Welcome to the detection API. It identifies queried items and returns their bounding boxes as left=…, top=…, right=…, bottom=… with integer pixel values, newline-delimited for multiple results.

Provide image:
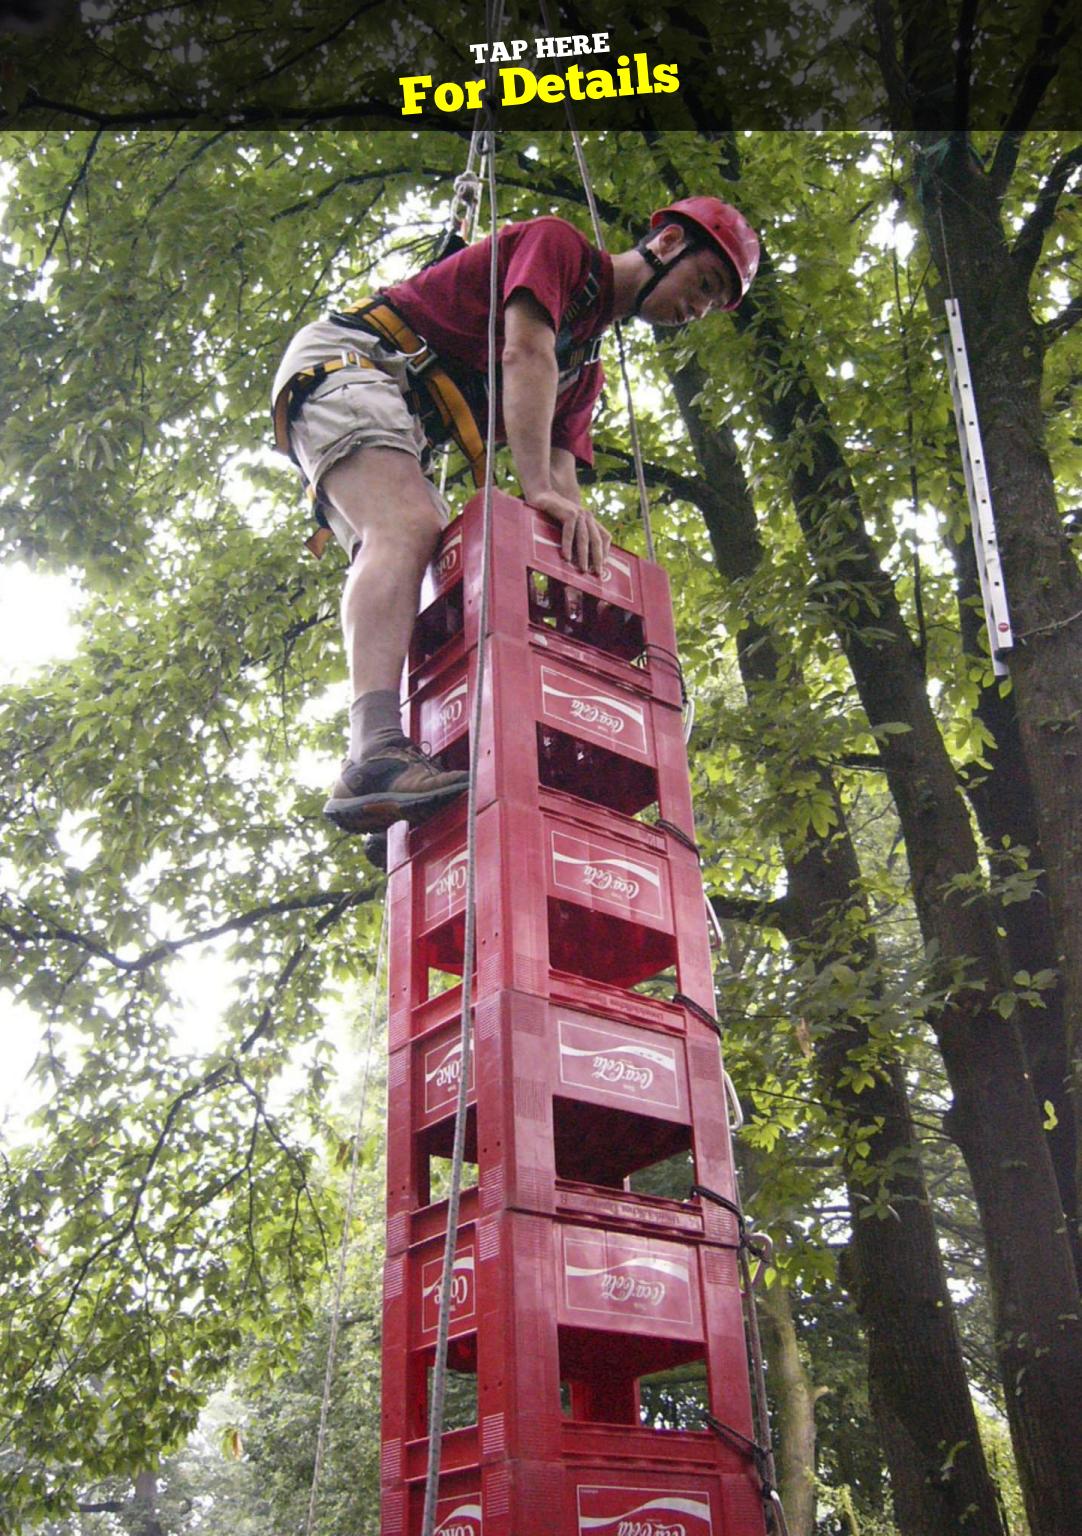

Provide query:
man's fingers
left=576, top=514, right=592, bottom=573
left=589, top=518, right=607, bottom=577
left=560, top=511, right=576, bottom=566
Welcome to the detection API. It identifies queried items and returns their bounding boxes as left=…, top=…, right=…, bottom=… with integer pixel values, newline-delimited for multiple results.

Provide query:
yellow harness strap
left=273, top=303, right=488, bottom=559
left=338, top=300, right=488, bottom=489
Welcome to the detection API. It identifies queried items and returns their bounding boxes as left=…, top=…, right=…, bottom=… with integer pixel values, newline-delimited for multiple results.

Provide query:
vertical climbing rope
left=536, top=0, right=656, bottom=561
left=418, top=107, right=503, bottom=1536
left=438, top=130, right=488, bottom=500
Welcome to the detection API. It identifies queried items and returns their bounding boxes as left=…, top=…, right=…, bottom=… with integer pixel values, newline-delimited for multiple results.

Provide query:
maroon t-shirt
left=381, top=217, right=613, bottom=468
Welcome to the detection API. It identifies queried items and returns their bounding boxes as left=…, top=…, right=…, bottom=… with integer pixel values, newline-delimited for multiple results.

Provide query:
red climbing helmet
left=650, top=197, right=760, bottom=308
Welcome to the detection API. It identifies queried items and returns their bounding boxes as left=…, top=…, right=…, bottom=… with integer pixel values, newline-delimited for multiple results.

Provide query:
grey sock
left=349, top=689, right=406, bottom=763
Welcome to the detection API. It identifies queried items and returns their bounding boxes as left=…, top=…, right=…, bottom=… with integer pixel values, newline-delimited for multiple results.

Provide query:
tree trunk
left=667, top=355, right=1006, bottom=1536
left=757, top=1275, right=818, bottom=1536
left=913, top=128, right=1082, bottom=1246
left=952, top=529, right=1079, bottom=1280
left=131, top=1470, right=165, bottom=1536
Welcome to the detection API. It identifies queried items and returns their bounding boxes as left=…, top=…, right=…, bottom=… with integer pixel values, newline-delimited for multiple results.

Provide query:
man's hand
left=527, top=487, right=611, bottom=579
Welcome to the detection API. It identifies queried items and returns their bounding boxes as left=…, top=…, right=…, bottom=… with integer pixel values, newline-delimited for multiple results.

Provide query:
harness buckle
left=405, top=347, right=440, bottom=382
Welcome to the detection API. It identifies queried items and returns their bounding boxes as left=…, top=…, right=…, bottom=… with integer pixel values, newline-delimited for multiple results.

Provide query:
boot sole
left=322, top=781, right=467, bottom=834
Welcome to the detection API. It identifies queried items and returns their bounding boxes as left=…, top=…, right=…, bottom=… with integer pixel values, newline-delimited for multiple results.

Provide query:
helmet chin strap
left=630, top=237, right=699, bottom=317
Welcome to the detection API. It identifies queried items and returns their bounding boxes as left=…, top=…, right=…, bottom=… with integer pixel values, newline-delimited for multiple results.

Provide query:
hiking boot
left=323, top=742, right=468, bottom=834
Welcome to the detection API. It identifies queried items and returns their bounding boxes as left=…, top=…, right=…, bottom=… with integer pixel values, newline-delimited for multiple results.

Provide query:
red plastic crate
left=408, top=490, right=684, bottom=710
left=386, top=793, right=715, bottom=1017
left=383, top=1457, right=765, bottom=1536
left=385, top=988, right=738, bottom=1248
left=379, top=475, right=765, bottom=1536
left=380, top=1209, right=762, bottom=1532
left=396, top=635, right=695, bottom=855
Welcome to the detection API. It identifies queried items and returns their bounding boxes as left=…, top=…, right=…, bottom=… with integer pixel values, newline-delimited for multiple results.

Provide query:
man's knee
left=323, top=446, right=442, bottom=559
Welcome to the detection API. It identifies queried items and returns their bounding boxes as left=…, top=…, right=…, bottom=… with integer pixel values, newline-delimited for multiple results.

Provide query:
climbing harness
left=271, top=309, right=489, bottom=561
left=273, top=224, right=607, bottom=564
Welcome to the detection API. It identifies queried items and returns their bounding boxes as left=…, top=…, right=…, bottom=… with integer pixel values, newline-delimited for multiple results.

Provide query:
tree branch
left=1042, top=290, right=1082, bottom=344
left=1011, top=141, right=1082, bottom=275
left=710, top=891, right=791, bottom=930
left=39, top=130, right=102, bottom=273
left=953, top=0, right=980, bottom=128
left=989, top=130, right=1023, bottom=199
left=872, top=0, right=909, bottom=124
left=1002, top=0, right=1078, bottom=133
left=3, top=886, right=375, bottom=975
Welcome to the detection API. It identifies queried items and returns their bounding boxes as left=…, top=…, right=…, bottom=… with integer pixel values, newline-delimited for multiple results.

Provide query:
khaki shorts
left=281, top=326, right=449, bottom=559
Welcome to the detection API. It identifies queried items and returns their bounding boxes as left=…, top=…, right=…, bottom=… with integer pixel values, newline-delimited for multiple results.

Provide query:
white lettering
left=435, top=1055, right=462, bottom=1088
left=583, top=864, right=640, bottom=900
left=468, top=37, right=527, bottom=62
left=600, top=1271, right=666, bottom=1306
left=592, top=1055, right=654, bottom=1091
left=569, top=697, right=624, bottom=733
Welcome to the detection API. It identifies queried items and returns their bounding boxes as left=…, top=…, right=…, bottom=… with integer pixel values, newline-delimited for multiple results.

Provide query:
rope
left=565, top=129, right=655, bottom=561
left=535, top=0, right=654, bottom=560
left=438, top=129, right=488, bottom=501
left=303, top=901, right=388, bottom=1536
left=418, top=111, right=503, bottom=1536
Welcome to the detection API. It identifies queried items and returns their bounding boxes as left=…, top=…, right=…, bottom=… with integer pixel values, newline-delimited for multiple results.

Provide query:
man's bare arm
left=549, top=447, right=582, bottom=505
left=501, top=291, right=609, bottom=575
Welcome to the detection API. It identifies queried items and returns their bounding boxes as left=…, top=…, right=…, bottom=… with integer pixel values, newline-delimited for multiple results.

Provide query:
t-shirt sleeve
left=551, top=362, right=604, bottom=468
left=502, top=220, right=588, bottom=333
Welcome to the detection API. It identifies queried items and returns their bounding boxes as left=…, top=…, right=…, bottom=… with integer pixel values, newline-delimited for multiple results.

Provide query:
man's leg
left=320, top=445, right=468, bottom=833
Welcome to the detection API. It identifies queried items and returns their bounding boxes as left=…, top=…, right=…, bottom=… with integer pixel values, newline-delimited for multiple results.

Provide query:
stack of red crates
left=380, top=490, right=766, bottom=1536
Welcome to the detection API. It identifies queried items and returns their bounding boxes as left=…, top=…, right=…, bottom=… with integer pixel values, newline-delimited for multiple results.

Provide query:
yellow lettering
left=536, top=71, right=567, bottom=103
left=399, top=74, right=432, bottom=115
left=652, top=62, right=680, bottom=94
left=584, top=68, right=617, bottom=99
left=499, top=66, right=538, bottom=105
left=434, top=80, right=465, bottom=111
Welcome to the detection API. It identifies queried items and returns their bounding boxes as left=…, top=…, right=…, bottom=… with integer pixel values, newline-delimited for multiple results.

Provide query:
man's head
left=630, top=196, right=760, bottom=326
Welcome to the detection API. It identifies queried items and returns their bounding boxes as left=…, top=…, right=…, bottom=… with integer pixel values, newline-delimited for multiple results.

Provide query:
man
left=272, top=196, right=759, bottom=835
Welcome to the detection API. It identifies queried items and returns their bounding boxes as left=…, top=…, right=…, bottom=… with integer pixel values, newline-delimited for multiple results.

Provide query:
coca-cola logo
left=434, top=1499, right=481, bottom=1536
left=558, top=1019, right=679, bottom=1109
left=584, top=863, right=639, bottom=900
left=435, top=538, right=461, bottom=582
left=551, top=833, right=664, bottom=920
left=577, top=1487, right=710, bottom=1536
left=422, top=1248, right=475, bottom=1333
left=435, top=1054, right=462, bottom=1088
left=431, top=855, right=467, bottom=901
left=570, top=697, right=624, bottom=733
left=592, top=1055, right=653, bottom=1091
left=565, top=1243, right=692, bottom=1325
left=600, top=1272, right=666, bottom=1307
